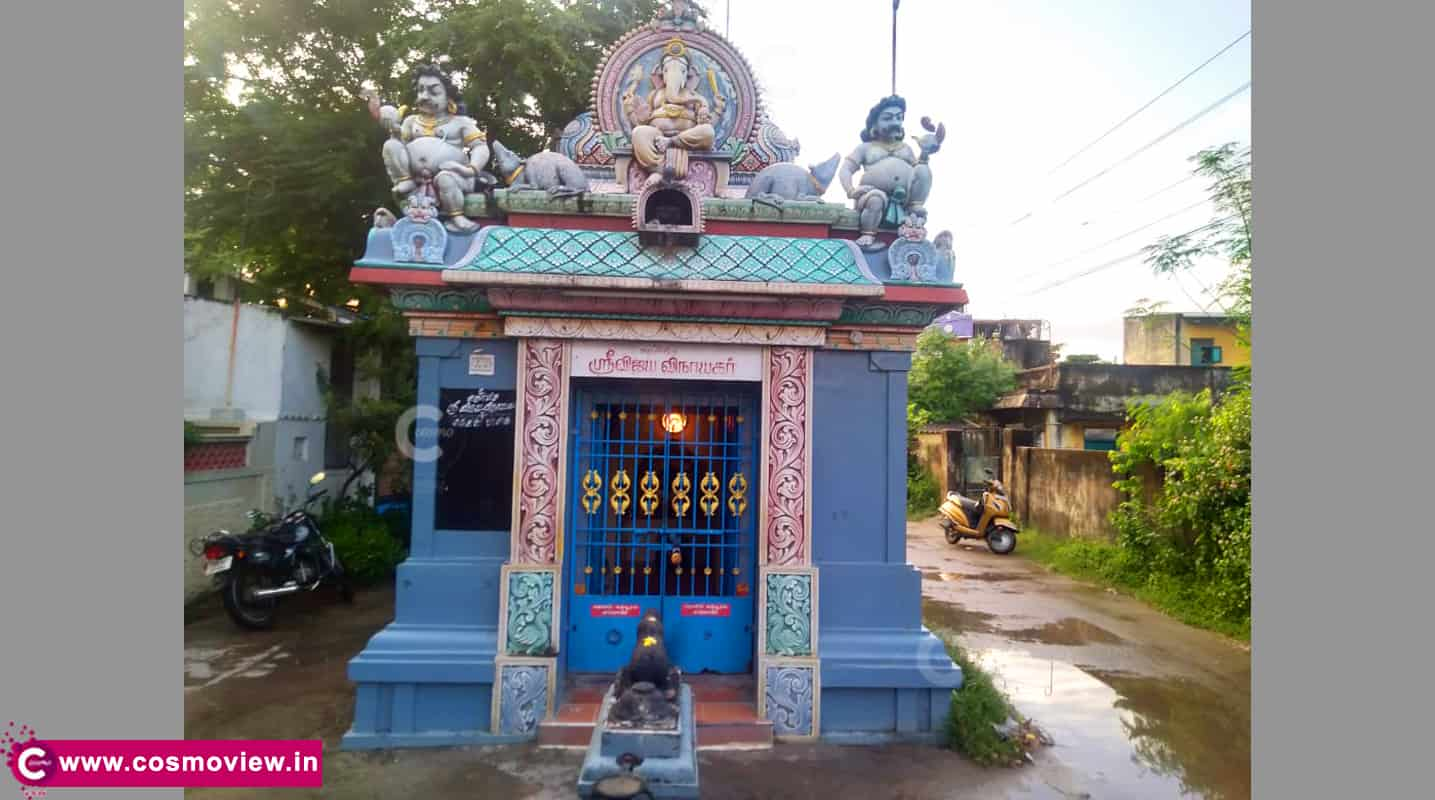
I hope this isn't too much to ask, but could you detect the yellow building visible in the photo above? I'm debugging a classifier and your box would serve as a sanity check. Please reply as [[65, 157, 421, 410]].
[[1123, 312, 1249, 367]]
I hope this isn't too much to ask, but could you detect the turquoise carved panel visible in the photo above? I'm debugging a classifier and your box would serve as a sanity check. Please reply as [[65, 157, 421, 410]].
[[505, 570, 555, 656], [764, 572, 813, 657]]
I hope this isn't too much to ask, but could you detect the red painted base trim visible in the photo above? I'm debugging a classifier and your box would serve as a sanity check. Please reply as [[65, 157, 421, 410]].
[[349, 268, 445, 286], [882, 284, 970, 305]]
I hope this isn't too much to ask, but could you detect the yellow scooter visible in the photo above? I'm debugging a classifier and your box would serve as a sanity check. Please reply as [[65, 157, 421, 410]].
[[937, 470, 1020, 555]]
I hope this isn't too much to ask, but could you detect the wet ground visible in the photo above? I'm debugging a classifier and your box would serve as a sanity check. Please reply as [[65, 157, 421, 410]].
[[912, 519, 1251, 799], [183, 523, 1249, 798]]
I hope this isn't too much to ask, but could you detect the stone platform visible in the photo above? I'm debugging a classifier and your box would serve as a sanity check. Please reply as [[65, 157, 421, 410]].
[[541, 674, 771, 750], [577, 684, 699, 800]]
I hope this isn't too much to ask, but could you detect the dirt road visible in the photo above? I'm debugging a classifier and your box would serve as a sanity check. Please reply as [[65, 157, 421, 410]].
[[910, 518, 1251, 799]]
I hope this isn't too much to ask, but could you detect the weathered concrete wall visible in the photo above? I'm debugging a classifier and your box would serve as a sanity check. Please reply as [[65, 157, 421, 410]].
[[914, 431, 949, 494], [184, 297, 287, 420], [1010, 447, 1122, 540], [1123, 316, 1179, 365], [183, 466, 271, 603]]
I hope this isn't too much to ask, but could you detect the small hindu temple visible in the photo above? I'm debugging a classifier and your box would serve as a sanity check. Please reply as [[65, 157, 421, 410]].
[[343, 2, 969, 750]]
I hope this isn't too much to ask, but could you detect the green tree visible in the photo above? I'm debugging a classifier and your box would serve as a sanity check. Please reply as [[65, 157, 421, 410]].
[[905, 329, 1018, 515], [908, 328, 1019, 424], [1142, 142, 1252, 345]]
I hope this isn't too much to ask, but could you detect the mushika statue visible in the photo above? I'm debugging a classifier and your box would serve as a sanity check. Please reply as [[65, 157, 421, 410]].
[[371, 65, 493, 233], [839, 95, 946, 250], [623, 36, 718, 188]]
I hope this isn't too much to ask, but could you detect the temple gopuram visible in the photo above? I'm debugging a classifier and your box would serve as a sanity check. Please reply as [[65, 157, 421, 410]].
[[344, 2, 967, 749]]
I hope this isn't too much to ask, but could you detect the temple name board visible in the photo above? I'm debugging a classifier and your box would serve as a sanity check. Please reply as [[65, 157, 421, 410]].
[[570, 341, 762, 382]]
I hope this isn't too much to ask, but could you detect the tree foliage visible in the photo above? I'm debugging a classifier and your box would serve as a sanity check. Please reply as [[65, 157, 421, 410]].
[[905, 328, 1018, 514], [1108, 383, 1251, 628], [1141, 142, 1252, 345], [908, 328, 1019, 425]]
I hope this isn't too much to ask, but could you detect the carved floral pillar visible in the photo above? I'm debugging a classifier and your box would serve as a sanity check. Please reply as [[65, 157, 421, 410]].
[[757, 346, 820, 739], [511, 338, 570, 565], [494, 338, 569, 736]]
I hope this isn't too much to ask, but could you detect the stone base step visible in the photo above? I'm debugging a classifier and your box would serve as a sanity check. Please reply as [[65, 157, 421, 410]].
[[538, 675, 773, 750]]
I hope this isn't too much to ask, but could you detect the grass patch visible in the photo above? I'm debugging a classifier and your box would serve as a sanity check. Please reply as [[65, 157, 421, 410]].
[[1019, 529, 1251, 641], [926, 626, 1031, 767]]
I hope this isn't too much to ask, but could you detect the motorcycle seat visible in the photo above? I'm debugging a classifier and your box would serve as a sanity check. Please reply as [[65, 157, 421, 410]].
[[958, 495, 982, 525]]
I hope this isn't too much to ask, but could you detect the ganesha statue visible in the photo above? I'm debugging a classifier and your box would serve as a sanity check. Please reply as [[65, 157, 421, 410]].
[[623, 36, 719, 188], [370, 65, 493, 233]]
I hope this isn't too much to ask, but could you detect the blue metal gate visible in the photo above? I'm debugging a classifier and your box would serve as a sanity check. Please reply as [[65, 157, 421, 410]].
[[564, 381, 758, 674]]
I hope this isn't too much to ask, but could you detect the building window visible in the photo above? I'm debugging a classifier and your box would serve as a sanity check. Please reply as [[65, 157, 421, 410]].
[[1191, 338, 1223, 366], [1084, 429, 1118, 452], [293, 436, 309, 462]]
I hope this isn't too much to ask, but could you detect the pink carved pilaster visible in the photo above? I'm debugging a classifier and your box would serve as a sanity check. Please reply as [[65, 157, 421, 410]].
[[512, 339, 569, 564], [762, 347, 813, 566]]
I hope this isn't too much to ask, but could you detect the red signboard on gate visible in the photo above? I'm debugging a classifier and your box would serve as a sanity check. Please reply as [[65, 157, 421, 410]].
[[589, 603, 641, 618], [680, 602, 731, 617]]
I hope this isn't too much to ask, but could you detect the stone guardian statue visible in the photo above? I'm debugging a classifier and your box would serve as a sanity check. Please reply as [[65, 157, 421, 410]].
[[371, 65, 492, 233], [838, 95, 945, 251]]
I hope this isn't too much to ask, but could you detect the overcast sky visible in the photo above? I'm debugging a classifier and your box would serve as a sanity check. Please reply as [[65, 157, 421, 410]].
[[720, 0, 1251, 361]]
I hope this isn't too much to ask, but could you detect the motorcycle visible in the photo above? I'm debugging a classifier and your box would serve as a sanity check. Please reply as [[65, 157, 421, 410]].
[[191, 471, 352, 630], [936, 469, 1021, 555]]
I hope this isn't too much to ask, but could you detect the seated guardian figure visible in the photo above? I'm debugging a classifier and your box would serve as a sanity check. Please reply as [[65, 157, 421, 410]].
[[372, 65, 491, 233]]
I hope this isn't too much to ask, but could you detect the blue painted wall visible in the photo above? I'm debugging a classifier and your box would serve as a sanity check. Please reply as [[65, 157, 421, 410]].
[[343, 338, 522, 749], [810, 350, 962, 740]]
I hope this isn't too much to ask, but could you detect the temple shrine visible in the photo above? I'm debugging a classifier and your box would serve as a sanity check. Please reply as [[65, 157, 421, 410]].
[[343, 2, 968, 749]]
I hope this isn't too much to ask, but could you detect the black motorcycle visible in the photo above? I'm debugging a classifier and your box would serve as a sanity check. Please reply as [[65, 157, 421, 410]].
[[191, 471, 352, 630]]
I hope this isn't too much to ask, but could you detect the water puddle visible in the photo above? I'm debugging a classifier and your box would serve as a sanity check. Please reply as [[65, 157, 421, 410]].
[[975, 649, 1250, 799], [920, 570, 964, 582], [921, 598, 1000, 634], [1007, 618, 1125, 646], [961, 571, 1031, 582]]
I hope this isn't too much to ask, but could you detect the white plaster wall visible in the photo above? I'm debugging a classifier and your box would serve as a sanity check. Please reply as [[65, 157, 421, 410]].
[[183, 298, 286, 420]]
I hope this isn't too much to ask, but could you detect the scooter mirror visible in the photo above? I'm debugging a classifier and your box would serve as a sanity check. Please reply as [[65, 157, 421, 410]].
[[309, 471, 326, 486]]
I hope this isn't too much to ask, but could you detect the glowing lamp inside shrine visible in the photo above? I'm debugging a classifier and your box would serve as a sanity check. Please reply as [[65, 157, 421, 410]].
[[662, 412, 687, 434]]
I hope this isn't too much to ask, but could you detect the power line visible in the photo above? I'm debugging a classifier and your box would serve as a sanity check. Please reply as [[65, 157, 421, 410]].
[[1049, 81, 1252, 205], [1010, 198, 1211, 283], [1021, 215, 1237, 296], [1045, 29, 1252, 176]]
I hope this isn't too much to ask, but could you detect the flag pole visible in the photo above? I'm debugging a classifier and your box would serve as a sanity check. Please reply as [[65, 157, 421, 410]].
[[891, 0, 900, 95]]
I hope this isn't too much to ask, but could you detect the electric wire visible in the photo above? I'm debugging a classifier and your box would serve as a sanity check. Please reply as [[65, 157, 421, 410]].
[[1020, 215, 1238, 296], [1045, 29, 1252, 176], [1005, 80, 1251, 227], [1009, 198, 1212, 283]]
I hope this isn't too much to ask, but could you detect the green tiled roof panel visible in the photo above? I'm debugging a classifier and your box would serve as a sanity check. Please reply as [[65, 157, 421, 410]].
[[456, 227, 879, 286]]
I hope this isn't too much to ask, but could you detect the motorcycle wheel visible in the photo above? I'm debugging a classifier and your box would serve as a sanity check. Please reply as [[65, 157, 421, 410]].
[[222, 569, 279, 630], [942, 523, 961, 545], [986, 528, 1017, 555]]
